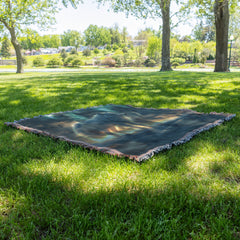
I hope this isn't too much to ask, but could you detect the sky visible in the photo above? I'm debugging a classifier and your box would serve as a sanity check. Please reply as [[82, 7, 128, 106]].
[[40, 1, 195, 37]]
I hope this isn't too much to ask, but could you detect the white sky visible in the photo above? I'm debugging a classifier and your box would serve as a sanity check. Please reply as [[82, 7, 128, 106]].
[[40, 1, 195, 37]]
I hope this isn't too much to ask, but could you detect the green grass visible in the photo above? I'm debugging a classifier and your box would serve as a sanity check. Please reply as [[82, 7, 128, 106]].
[[0, 71, 239, 239]]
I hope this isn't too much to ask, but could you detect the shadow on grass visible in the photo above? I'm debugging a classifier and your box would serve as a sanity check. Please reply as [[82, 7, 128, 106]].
[[0, 71, 240, 239]]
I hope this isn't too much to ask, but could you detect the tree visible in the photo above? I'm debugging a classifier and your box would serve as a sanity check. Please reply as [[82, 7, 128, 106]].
[[146, 36, 162, 63], [193, 21, 215, 42], [84, 25, 111, 47], [96, 0, 177, 71], [121, 27, 129, 44], [188, 0, 239, 72], [1, 36, 11, 59], [20, 29, 42, 51], [61, 30, 83, 49], [40, 34, 61, 48], [229, 5, 240, 40], [109, 24, 121, 45], [0, 0, 82, 73]]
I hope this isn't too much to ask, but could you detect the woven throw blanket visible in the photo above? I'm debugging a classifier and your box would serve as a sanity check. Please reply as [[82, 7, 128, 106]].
[[5, 104, 235, 162]]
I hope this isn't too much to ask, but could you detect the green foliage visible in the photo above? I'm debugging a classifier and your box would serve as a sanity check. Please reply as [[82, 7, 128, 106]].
[[60, 49, 68, 60], [103, 49, 108, 55], [112, 55, 123, 67], [82, 49, 91, 57], [0, 37, 11, 59], [146, 36, 161, 63], [64, 55, 76, 66], [40, 34, 61, 48], [170, 58, 186, 65], [122, 47, 128, 53], [112, 44, 119, 51], [109, 24, 121, 45], [84, 25, 111, 47], [171, 62, 180, 68], [61, 30, 83, 48], [106, 44, 112, 51], [0, 1, 60, 32], [93, 48, 100, 54], [64, 55, 83, 67], [47, 57, 63, 68], [133, 58, 144, 67], [144, 58, 156, 67], [19, 29, 42, 51], [71, 57, 83, 67], [70, 48, 78, 55], [33, 56, 45, 67]]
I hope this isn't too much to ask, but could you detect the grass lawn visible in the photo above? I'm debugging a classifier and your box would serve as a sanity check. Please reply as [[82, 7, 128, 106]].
[[0, 71, 239, 239]]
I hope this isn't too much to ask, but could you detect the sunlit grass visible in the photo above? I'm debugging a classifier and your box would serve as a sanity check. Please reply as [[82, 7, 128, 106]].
[[0, 71, 239, 239]]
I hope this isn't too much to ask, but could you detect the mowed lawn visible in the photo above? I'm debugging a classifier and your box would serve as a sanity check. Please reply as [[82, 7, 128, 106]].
[[0, 71, 239, 239]]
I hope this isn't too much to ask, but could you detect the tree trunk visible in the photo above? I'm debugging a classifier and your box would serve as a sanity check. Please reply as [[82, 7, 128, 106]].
[[9, 27, 24, 73], [160, 0, 172, 71], [214, 0, 229, 72]]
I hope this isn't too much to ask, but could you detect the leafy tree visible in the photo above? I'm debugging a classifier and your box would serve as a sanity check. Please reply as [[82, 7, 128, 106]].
[[229, 5, 240, 40], [193, 21, 215, 42], [60, 49, 68, 60], [96, 0, 178, 71], [94, 48, 100, 54], [1, 36, 11, 59], [134, 28, 154, 43], [82, 48, 91, 57], [84, 25, 111, 47], [121, 27, 129, 44], [109, 24, 121, 45], [61, 30, 83, 49], [0, 0, 82, 73], [41, 34, 61, 48], [21, 29, 42, 51], [146, 36, 162, 63], [188, 0, 239, 72], [70, 48, 78, 55]]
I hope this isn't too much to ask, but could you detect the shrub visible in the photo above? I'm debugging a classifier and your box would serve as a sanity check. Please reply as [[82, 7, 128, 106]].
[[112, 55, 123, 67], [170, 58, 185, 65], [133, 58, 143, 67], [71, 57, 83, 67], [82, 49, 91, 57], [70, 48, 78, 55], [60, 49, 68, 60], [94, 48, 99, 54], [122, 47, 128, 53], [94, 58, 101, 66], [33, 56, 45, 67], [106, 45, 112, 51], [144, 58, 156, 67], [103, 49, 108, 55], [112, 44, 119, 51], [47, 57, 62, 68], [64, 56, 75, 66], [102, 57, 116, 67], [171, 62, 180, 68]]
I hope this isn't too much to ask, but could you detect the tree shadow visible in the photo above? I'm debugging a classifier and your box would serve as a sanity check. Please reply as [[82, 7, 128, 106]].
[[1, 71, 240, 239]]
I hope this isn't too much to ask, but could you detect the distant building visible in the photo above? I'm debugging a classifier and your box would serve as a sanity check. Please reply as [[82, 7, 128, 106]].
[[58, 46, 75, 53], [39, 48, 58, 54], [132, 40, 147, 47]]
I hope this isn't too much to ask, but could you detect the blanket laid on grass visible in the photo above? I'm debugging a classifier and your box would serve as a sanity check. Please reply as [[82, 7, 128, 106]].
[[5, 104, 235, 162]]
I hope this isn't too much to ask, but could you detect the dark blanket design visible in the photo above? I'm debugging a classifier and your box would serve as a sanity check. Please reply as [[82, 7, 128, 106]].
[[5, 105, 235, 162]]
